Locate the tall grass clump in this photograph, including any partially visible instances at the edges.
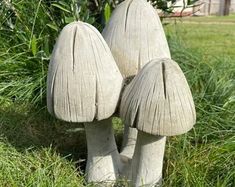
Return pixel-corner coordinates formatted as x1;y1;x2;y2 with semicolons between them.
162;31;235;187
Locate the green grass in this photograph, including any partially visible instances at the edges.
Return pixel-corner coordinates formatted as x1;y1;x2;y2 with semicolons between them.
164;17;235;58
0;5;235;187
0;138;86;187
0;104;88;186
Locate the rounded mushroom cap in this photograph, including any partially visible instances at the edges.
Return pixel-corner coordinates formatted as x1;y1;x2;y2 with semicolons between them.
102;0;171;78
120;58;196;136
47;21;123;123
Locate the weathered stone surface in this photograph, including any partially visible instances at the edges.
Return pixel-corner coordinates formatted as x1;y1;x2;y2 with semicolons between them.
103;0;171;160
84;118;121;183
120;58;196;136
102;0;171;78
47;21;123;123
131;131;166;186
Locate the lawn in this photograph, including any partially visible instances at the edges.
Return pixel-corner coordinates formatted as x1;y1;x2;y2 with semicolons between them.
0;12;235;187
164;18;235;58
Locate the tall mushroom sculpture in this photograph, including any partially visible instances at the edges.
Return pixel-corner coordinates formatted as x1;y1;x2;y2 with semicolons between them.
102;0;171;159
120;58;196;186
47;21;123;183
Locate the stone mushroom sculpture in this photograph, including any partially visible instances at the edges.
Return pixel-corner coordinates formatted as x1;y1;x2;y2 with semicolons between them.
120;58;196;186
47;21;123;183
102;0;171;159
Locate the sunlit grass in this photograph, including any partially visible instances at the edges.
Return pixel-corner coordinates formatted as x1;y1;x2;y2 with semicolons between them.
0;137;86;187
164;20;235;58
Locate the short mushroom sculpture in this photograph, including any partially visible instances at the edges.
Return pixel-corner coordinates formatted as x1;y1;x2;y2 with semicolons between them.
47;21;123;183
120;58;196;186
102;0;171;160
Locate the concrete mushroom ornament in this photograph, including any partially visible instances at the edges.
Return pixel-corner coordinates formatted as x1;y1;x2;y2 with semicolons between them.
102;0;172;160
46;1;197;186
120;58;196;186
47;21;123;183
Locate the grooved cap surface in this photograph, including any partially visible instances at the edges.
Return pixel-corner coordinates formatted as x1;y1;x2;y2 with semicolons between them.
47;21;123;123
102;0;171;78
120;58;196;136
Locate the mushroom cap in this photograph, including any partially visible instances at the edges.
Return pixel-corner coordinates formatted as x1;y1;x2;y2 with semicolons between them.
47;21;123;123
120;58;196;136
102;0;171;78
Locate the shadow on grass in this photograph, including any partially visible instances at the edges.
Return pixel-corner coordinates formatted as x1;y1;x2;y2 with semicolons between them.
0;104;88;169
0;103;124;171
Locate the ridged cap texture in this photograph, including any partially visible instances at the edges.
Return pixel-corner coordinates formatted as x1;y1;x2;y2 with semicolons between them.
120;58;196;136
47;21;123;123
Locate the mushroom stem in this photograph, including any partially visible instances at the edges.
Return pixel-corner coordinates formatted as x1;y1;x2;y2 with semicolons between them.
121;126;138;158
119;126;137;179
131;131;166;187
84;118;121;183
120;76;137;159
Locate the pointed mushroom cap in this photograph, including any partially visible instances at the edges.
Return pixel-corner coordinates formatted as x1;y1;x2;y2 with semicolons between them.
102;0;171;78
120;58;196;136
47;21;123;123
